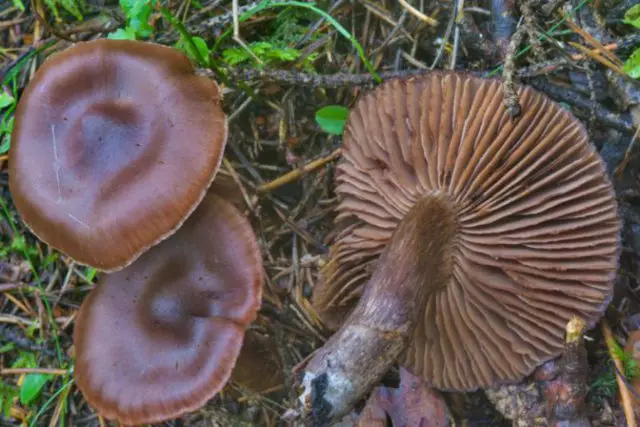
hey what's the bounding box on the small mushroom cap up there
[73,193,262,425]
[314,72,620,390]
[230,330,284,393]
[9,39,227,271]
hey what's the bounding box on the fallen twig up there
[614,119,640,178]
[397,0,438,27]
[490,0,517,58]
[567,41,626,75]
[563,18,623,68]
[527,77,635,134]
[257,148,342,193]
[0,367,68,375]
[502,24,527,117]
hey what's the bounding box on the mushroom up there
[9,39,227,271]
[300,72,620,423]
[73,192,262,425]
[230,329,285,393]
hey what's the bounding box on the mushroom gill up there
[312,72,620,392]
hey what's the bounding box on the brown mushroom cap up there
[313,72,620,390]
[73,192,262,425]
[9,39,227,271]
[229,330,284,393]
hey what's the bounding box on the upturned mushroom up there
[9,39,227,271]
[300,72,620,423]
[74,192,263,425]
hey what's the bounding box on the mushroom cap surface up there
[314,72,620,390]
[9,39,227,271]
[73,193,262,425]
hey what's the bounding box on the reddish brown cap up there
[9,39,227,271]
[73,192,262,425]
[313,72,620,390]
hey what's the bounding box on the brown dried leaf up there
[359,368,452,427]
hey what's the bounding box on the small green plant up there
[220,5,320,70]
[0,380,19,418]
[270,6,315,45]
[0,235,40,261]
[0,341,19,418]
[623,5,640,79]
[10,352,53,406]
[153,5,213,67]
[214,1,380,81]
[108,0,154,40]
[175,35,211,66]
[0,84,18,155]
[590,341,639,402]
[223,41,300,65]
[315,105,349,135]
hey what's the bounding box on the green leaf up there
[192,37,210,62]
[12,0,25,11]
[265,46,300,62]
[43,0,61,20]
[108,27,137,40]
[0,343,15,353]
[177,36,210,66]
[222,46,251,65]
[85,267,97,282]
[0,93,14,109]
[623,47,640,79]
[120,0,153,38]
[0,106,13,153]
[0,139,8,155]
[1,115,14,133]
[315,105,349,135]
[624,4,640,29]
[19,374,51,405]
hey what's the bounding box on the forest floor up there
[1,0,640,426]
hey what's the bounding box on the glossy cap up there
[314,72,620,390]
[9,39,227,271]
[73,193,262,425]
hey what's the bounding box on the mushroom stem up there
[545,317,590,427]
[298,194,458,425]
